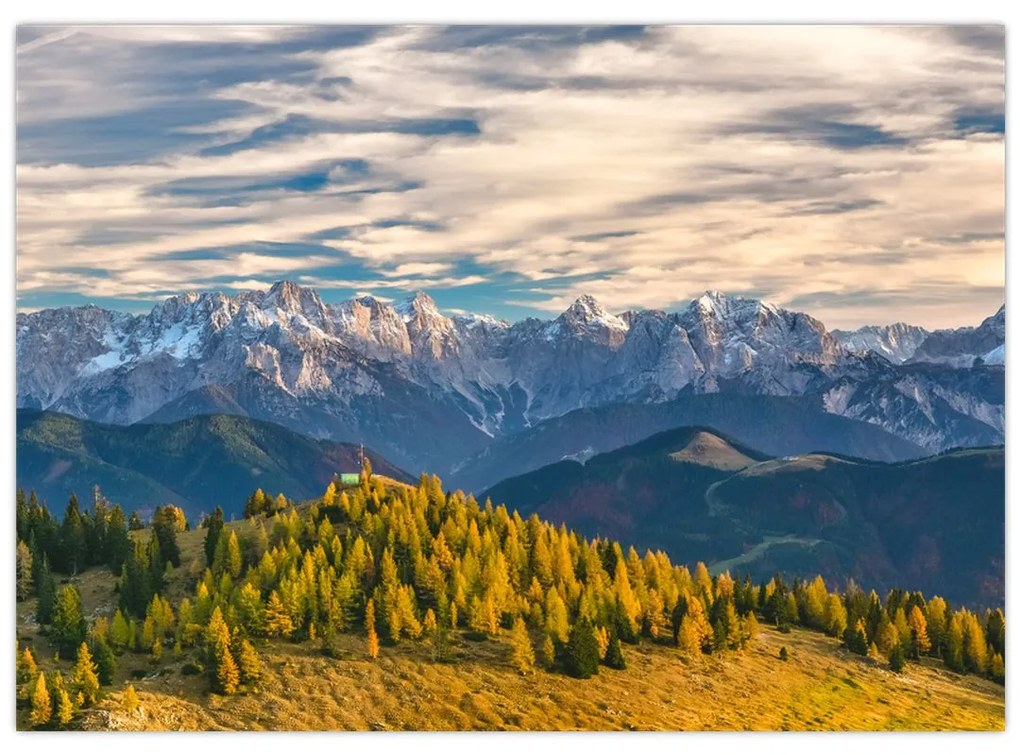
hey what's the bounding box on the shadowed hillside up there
[16,409,412,518]
[483,429,1004,606]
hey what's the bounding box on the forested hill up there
[482,428,1004,607]
[16,409,412,518]
[15,468,1005,731]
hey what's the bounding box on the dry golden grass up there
[16,524,1005,732]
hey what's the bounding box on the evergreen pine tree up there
[88,635,117,685]
[203,507,225,567]
[106,505,131,575]
[16,541,33,601]
[151,506,183,568]
[603,628,627,670]
[51,585,87,657]
[35,555,56,624]
[564,618,600,679]
[889,644,906,673]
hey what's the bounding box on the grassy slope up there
[16,521,1004,732]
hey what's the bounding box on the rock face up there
[833,323,931,363]
[909,306,1006,367]
[15,281,1004,473]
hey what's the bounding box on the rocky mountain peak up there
[559,294,628,331]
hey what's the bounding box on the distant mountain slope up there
[832,323,929,363]
[482,428,1003,605]
[909,305,1005,366]
[451,394,925,492]
[16,410,412,518]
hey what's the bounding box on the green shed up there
[339,473,361,486]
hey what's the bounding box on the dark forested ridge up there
[450,394,926,493]
[16,409,412,518]
[483,429,1004,607]
[15,461,1005,730]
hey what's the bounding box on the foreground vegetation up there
[15,466,1006,731]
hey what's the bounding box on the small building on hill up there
[338,472,361,486]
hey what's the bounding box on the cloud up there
[15,24,1004,329]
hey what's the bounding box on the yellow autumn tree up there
[365,598,380,659]
[510,617,535,674]
[30,673,52,727]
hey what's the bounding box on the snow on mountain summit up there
[15,281,1004,463]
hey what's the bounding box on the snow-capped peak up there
[559,294,628,331]
[396,290,442,322]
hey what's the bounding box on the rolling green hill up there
[16,410,412,518]
[483,428,1004,606]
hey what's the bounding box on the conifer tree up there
[236,638,263,688]
[264,591,294,639]
[990,653,1005,684]
[205,607,239,694]
[544,587,570,644]
[106,505,131,575]
[30,672,52,727]
[60,493,87,574]
[215,645,240,695]
[824,593,848,638]
[365,598,380,659]
[109,609,132,654]
[151,505,183,568]
[18,646,38,684]
[51,585,87,657]
[72,642,101,706]
[203,507,225,567]
[889,644,906,673]
[122,684,140,713]
[540,634,556,670]
[743,611,760,648]
[35,555,56,624]
[89,635,117,685]
[564,617,600,679]
[16,540,33,601]
[603,628,627,670]
[907,605,931,659]
[55,687,74,727]
[510,617,535,674]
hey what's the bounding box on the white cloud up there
[15,25,1004,328]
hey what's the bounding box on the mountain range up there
[16,281,1004,475]
[483,427,1004,606]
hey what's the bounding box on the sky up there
[15,25,1005,329]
